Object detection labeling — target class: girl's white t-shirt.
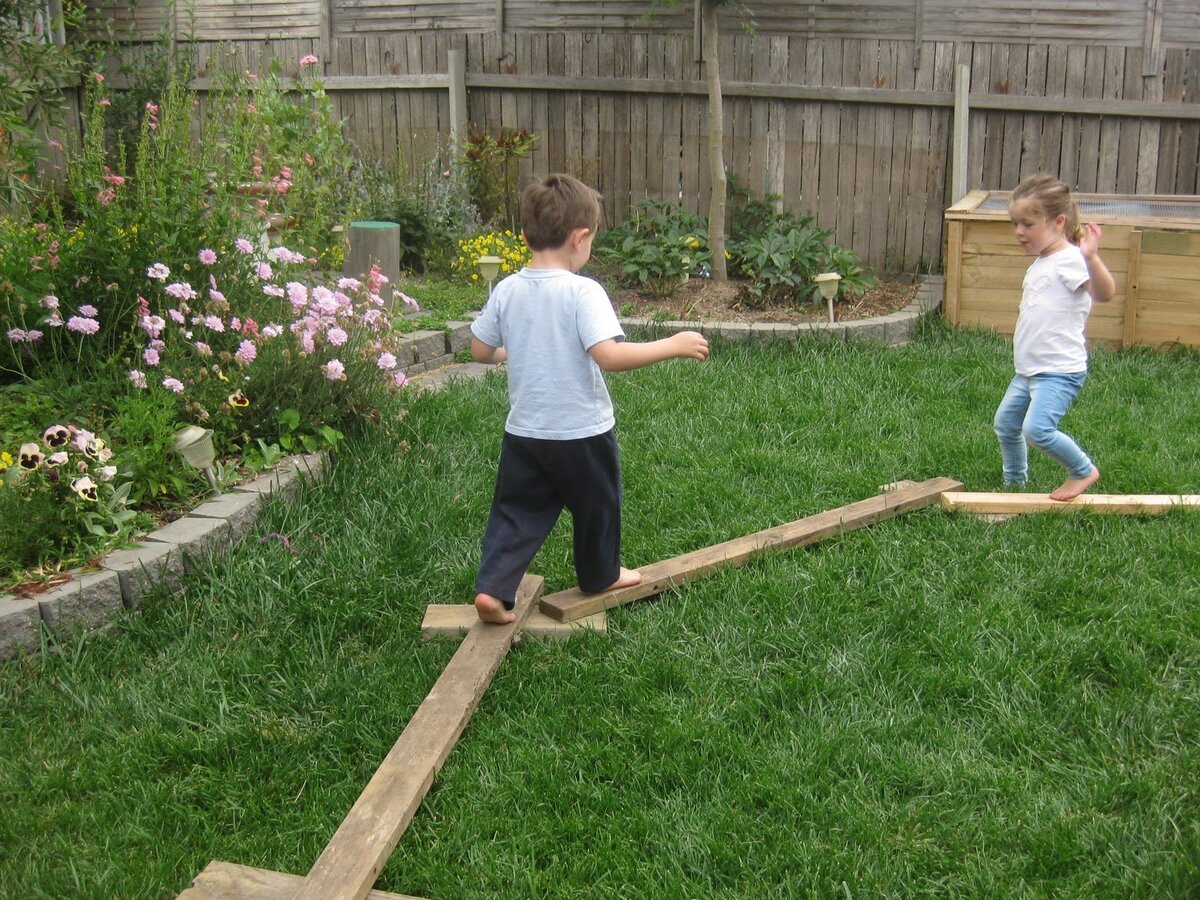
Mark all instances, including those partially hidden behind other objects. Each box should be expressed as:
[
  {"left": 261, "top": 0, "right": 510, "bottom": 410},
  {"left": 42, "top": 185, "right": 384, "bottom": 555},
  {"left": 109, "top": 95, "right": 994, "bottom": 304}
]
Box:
[
  {"left": 471, "top": 267, "right": 624, "bottom": 440},
  {"left": 1012, "top": 245, "right": 1092, "bottom": 376}
]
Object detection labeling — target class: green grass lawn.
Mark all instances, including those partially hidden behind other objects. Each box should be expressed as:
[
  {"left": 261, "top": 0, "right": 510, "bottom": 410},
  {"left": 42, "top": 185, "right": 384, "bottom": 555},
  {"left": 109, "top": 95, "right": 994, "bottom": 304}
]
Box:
[{"left": 2, "top": 320, "right": 1198, "bottom": 898}]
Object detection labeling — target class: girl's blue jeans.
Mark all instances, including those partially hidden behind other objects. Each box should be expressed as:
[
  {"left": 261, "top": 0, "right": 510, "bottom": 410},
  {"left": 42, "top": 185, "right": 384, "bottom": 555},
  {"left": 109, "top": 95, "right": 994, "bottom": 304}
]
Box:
[{"left": 993, "top": 371, "right": 1093, "bottom": 485}]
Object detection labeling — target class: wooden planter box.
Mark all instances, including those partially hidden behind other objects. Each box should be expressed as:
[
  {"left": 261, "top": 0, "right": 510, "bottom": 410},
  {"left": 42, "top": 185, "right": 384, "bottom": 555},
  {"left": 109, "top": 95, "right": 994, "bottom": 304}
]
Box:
[{"left": 944, "top": 191, "right": 1200, "bottom": 349}]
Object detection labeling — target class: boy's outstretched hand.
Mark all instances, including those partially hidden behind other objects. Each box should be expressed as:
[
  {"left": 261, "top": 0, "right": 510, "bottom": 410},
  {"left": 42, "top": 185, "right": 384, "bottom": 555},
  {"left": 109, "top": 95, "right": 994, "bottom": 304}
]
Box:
[{"left": 672, "top": 330, "right": 710, "bottom": 361}]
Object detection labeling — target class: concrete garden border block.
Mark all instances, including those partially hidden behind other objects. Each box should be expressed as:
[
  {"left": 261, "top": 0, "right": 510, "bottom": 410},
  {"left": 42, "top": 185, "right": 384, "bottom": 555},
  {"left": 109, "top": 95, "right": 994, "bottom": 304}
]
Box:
[
  {"left": 143, "top": 515, "right": 233, "bottom": 574},
  {"left": 1, "top": 594, "right": 43, "bottom": 659},
  {"left": 234, "top": 464, "right": 303, "bottom": 498},
  {"left": 798, "top": 321, "right": 846, "bottom": 342},
  {"left": 37, "top": 569, "right": 124, "bottom": 637},
  {"left": 446, "top": 322, "right": 473, "bottom": 354},
  {"left": 189, "top": 491, "right": 264, "bottom": 542},
  {"left": 400, "top": 330, "right": 448, "bottom": 366},
  {"left": 844, "top": 319, "right": 888, "bottom": 344},
  {"left": 101, "top": 541, "right": 183, "bottom": 609}
]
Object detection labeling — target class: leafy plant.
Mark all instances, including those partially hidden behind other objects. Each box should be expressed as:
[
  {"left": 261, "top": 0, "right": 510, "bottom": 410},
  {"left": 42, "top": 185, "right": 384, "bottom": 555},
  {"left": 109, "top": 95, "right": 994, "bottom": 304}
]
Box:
[
  {"left": 457, "top": 128, "right": 538, "bottom": 229},
  {"left": 595, "top": 200, "right": 710, "bottom": 298},
  {"left": 0, "top": 422, "right": 145, "bottom": 582},
  {"left": 0, "top": 0, "right": 89, "bottom": 205}
]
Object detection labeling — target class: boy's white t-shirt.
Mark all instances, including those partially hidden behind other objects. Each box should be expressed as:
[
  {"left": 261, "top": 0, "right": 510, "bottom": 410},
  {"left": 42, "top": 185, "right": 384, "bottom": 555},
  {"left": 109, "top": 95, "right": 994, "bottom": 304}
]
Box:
[
  {"left": 1012, "top": 245, "right": 1092, "bottom": 376},
  {"left": 471, "top": 267, "right": 624, "bottom": 440}
]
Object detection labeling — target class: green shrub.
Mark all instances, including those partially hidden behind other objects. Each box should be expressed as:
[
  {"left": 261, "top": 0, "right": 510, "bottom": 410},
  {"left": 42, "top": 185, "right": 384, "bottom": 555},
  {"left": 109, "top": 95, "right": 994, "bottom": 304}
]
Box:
[
  {"left": 595, "top": 200, "right": 710, "bottom": 297},
  {"left": 458, "top": 129, "right": 538, "bottom": 229}
]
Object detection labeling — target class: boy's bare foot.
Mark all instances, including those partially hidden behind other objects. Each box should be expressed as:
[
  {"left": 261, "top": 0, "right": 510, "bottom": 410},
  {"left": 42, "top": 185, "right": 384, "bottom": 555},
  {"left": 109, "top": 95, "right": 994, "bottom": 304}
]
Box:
[
  {"left": 475, "top": 592, "right": 516, "bottom": 624},
  {"left": 1049, "top": 466, "right": 1100, "bottom": 501},
  {"left": 599, "top": 566, "right": 642, "bottom": 592}
]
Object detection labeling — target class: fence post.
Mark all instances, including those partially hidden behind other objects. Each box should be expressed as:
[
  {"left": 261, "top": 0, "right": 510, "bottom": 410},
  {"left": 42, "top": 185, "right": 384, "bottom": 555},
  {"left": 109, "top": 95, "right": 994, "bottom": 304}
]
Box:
[
  {"left": 952, "top": 63, "right": 970, "bottom": 204},
  {"left": 448, "top": 48, "right": 468, "bottom": 161}
]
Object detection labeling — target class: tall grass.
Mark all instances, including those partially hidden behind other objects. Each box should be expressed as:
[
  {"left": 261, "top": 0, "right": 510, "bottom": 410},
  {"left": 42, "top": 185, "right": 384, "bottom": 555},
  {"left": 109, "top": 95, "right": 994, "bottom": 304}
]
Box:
[{"left": 2, "top": 321, "right": 1198, "bottom": 898}]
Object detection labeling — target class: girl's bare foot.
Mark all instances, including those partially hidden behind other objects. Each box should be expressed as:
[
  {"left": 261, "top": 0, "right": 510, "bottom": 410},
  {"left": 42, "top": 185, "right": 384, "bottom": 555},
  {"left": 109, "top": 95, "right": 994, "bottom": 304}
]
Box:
[
  {"left": 475, "top": 592, "right": 516, "bottom": 624},
  {"left": 1050, "top": 466, "right": 1100, "bottom": 501},
  {"left": 600, "top": 566, "right": 642, "bottom": 592}
]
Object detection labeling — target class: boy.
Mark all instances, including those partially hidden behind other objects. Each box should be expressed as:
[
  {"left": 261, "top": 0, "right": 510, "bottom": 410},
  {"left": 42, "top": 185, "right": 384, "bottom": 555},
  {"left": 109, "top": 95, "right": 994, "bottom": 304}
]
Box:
[{"left": 471, "top": 174, "right": 710, "bottom": 623}]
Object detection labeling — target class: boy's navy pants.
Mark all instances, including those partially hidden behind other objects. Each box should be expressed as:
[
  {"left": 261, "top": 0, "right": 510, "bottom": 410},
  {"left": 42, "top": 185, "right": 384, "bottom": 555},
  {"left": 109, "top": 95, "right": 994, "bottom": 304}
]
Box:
[{"left": 476, "top": 429, "right": 622, "bottom": 609}]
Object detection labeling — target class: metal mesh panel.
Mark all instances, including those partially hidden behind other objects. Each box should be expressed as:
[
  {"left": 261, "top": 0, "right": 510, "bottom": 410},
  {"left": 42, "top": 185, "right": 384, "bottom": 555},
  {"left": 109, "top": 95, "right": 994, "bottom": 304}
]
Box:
[{"left": 978, "top": 195, "right": 1200, "bottom": 219}]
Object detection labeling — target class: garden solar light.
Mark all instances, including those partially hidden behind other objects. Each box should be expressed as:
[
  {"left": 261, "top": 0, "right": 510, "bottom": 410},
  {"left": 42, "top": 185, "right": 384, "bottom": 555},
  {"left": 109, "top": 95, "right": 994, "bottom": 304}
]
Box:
[
  {"left": 173, "top": 425, "right": 219, "bottom": 492},
  {"left": 814, "top": 272, "right": 842, "bottom": 324},
  {"left": 477, "top": 255, "right": 502, "bottom": 297}
]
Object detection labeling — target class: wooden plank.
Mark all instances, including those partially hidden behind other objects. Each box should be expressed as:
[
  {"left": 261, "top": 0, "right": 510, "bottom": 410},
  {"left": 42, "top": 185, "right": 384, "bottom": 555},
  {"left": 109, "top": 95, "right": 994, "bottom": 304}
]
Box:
[
  {"left": 294, "top": 574, "right": 544, "bottom": 900},
  {"left": 943, "top": 220, "right": 963, "bottom": 324},
  {"left": 540, "top": 477, "right": 963, "bottom": 624},
  {"left": 1125, "top": 228, "right": 1142, "bottom": 347},
  {"left": 421, "top": 604, "right": 607, "bottom": 640},
  {"left": 178, "top": 860, "right": 421, "bottom": 899},
  {"left": 941, "top": 492, "right": 1200, "bottom": 516}
]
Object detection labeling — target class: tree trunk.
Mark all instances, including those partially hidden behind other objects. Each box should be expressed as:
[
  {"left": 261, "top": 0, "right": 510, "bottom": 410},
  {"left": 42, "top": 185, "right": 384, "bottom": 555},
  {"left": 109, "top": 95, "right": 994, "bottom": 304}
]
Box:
[{"left": 703, "top": 1, "right": 727, "bottom": 281}]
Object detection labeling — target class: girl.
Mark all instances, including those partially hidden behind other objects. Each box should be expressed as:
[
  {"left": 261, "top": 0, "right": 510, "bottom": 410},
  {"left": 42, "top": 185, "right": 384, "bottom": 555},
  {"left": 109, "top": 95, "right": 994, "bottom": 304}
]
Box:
[{"left": 994, "top": 174, "right": 1116, "bottom": 501}]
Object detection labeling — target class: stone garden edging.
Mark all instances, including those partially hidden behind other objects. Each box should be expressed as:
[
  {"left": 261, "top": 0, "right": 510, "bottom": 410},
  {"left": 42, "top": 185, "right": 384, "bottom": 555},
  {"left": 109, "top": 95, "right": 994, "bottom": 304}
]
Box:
[{"left": 616, "top": 274, "right": 944, "bottom": 346}]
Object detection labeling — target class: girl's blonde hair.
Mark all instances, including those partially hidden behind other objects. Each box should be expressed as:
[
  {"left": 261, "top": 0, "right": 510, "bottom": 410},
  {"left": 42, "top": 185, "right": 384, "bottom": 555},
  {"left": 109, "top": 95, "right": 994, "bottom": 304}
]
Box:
[{"left": 1011, "top": 174, "right": 1084, "bottom": 243}]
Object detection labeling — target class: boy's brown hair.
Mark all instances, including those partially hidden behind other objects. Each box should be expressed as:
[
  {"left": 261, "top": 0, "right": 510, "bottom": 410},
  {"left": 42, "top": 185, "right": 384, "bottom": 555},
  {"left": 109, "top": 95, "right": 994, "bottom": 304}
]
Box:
[{"left": 519, "top": 174, "right": 602, "bottom": 251}]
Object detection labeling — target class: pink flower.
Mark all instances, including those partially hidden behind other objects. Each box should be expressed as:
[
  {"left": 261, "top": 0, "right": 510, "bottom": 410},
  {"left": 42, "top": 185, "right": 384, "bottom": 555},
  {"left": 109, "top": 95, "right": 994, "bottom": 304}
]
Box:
[
  {"left": 67, "top": 316, "right": 100, "bottom": 334},
  {"left": 234, "top": 339, "right": 257, "bottom": 367},
  {"left": 142, "top": 347, "right": 160, "bottom": 366},
  {"left": 396, "top": 291, "right": 420, "bottom": 310},
  {"left": 203, "top": 315, "right": 225, "bottom": 332},
  {"left": 162, "top": 377, "right": 185, "bottom": 393},
  {"left": 299, "top": 54, "right": 319, "bottom": 67},
  {"left": 139, "top": 315, "right": 165, "bottom": 338},
  {"left": 147, "top": 263, "right": 170, "bottom": 281},
  {"left": 40, "top": 294, "right": 59, "bottom": 309},
  {"left": 209, "top": 289, "right": 227, "bottom": 306},
  {"left": 198, "top": 248, "right": 218, "bottom": 265},
  {"left": 377, "top": 352, "right": 397, "bottom": 370},
  {"left": 322, "top": 359, "right": 345, "bottom": 381},
  {"left": 255, "top": 261, "right": 273, "bottom": 280},
  {"left": 92, "top": 72, "right": 105, "bottom": 82},
  {"left": 78, "top": 304, "right": 98, "bottom": 317},
  {"left": 326, "top": 327, "right": 348, "bottom": 347},
  {"left": 129, "top": 370, "right": 147, "bottom": 388},
  {"left": 235, "top": 238, "right": 255, "bottom": 254},
  {"left": 97, "top": 187, "right": 116, "bottom": 205},
  {"left": 393, "top": 371, "right": 410, "bottom": 388},
  {"left": 194, "top": 341, "right": 212, "bottom": 356},
  {"left": 168, "top": 309, "right": 186, "bottom": 324},
  {"left": 165, "top": 282, "right": 198, "bottom": 301}
]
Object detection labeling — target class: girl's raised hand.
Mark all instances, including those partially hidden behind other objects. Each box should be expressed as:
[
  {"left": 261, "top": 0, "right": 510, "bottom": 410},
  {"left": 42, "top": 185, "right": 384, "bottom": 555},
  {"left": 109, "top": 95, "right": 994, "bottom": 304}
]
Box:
[{"left": 1079, "top": 222, "right": 1103, "bottom": 258}]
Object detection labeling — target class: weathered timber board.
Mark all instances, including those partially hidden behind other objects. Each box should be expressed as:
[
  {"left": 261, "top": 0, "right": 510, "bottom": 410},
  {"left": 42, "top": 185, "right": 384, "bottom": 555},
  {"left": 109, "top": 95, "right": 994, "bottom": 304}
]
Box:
[
  {"left": 290, "top": 574, "right": 544, "bottom": 900},
  {"left": 539, "top": 477, "right": 963, "bottom": 623},
  {"left": 421, "top": 604, "right": 607, "bottom": 640},
  {"left": 177, "top": 860, "right": 422, "bottom": 899},
  {"left": 941, "top": 492, "right": 1200, "bottom": 515}
]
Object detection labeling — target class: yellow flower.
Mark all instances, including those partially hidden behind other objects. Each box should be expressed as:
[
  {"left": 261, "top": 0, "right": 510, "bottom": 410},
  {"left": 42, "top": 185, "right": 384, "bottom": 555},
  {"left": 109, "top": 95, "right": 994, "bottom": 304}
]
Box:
[
  {"left": 228, "top": 390, "right": 249, "bottom": 408},
  {"left": 0, "top": 450, "right": 12, "bottom": 473}
]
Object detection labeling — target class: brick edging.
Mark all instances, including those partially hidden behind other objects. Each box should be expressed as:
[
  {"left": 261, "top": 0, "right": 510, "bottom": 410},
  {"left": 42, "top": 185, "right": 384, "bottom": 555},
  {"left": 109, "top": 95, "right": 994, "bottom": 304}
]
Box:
[
  {"left": 617, "top": 275, "right": 944, "bottom": 347},
  {"left": 0, "top": 452, "right": 330, "bottom": 660}
]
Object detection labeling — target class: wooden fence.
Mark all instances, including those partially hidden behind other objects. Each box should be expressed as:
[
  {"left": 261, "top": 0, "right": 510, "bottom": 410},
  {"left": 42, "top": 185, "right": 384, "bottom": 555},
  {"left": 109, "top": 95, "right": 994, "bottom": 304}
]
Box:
[{"left": 79, "top": 2, "right": 1200, "bottom": 272}]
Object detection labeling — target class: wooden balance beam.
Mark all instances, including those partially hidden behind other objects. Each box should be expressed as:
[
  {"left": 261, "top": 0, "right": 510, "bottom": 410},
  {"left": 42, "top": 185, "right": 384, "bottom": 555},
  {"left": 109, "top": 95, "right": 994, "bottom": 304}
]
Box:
[
  {"left": 421, "top": 603, "right": 607, "bottom": 640},
  {"left": 178, "top": 574, "right": 544, "bottom": 900},
  {"left": 539, "top": 476, "right": 963, "bottom": 623},
  {"left": 940, "top": 491, "right": 1200, "bottom": 516}
]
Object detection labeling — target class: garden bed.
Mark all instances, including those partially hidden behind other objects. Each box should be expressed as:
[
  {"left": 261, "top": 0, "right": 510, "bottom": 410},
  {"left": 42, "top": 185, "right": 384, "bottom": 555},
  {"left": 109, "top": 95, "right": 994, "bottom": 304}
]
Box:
[{"left": 609, "top": 276, "right": 921, "bottom": 325}]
